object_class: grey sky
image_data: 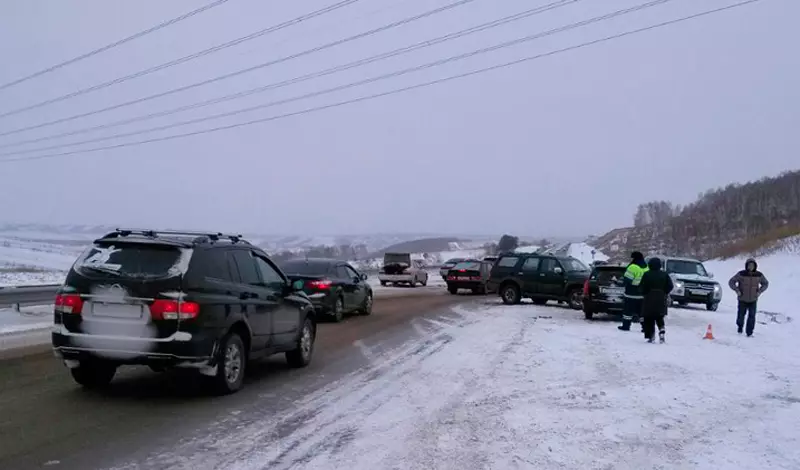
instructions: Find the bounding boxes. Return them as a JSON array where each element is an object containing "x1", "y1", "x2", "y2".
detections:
[{"x1": 0, "y1": 0, "x2": 796, "y2": 238}]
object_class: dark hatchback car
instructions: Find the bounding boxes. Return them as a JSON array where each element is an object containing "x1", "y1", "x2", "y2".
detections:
[
  {"x1": 279, "y1": 258, "x2": 373, "y2": 322},
  {"x1": 52, "y1": 229, "x2": 317, "y2": 395},
  {"x1": 445, "y1": 259, "x2": 494, "y2": 295},
  {"x1": 581, "y1": 264, "x2": 627, "y2": 319},
  {"x1": 487, "y1": 253, "x2": 590, "y2": 308}
]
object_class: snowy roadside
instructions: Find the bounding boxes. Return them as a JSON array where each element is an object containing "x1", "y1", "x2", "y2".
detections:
[{"x1": 114, "y1": 295, "x2": 799, "y2": 469}]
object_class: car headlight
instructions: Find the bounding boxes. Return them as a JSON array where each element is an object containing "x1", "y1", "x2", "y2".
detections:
[
  {"x1": 713, "y1": 283, "x2": 722, "y2": 298},
  {"x1": 674, "y1": 280, "x2": 684, "y2": 290}
]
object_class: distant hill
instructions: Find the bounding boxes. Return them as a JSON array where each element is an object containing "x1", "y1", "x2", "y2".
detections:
[{"x1": 592, "y1": 170, "x2": 800, "y2": 261}]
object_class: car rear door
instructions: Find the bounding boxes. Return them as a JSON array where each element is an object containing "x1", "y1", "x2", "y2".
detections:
[
  {"x1": 253, "y1": 253, "x2": 298, "y2": 347},
  {"x1": 519, "y1": 257, "x2": 541, "y2": 295},
  {"x1": 230, "y1": 250, "x2": 273, "y2": 350}
]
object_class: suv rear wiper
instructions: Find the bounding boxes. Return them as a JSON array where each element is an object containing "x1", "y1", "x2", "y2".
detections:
[{"x1": 81, "y1": 265, "x2": 122, "y2": 276}]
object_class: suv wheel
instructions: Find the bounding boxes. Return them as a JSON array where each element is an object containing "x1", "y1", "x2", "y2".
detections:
[
  {"x1": 332, "y1": 296, "x2": 344, "y2": 322},
  {"x1": 286, "y1": 317, "x2": 315, "y2": 368},
  {"x1": 360, "y1": 292, "x2": 373, "y2": 315},
  {"x1": 211, "y1": 332, "x2": 246, "y2": 395},
  {"x1": 501, "y1": 283, "x2": 521, "y2": 305},
  {"x1": 706, "y1": 302, "x2": 718, "y2": 312},
  {"x1": 421, "y1": 276, "x2": 427, "y2": 287},
  {"x1": 567, "y1": 288, "x2": 583, "y2": 310},
  {"x1": 70, "y1": 360, "x2": 117, "y2": 389},
  {"x1": 409, "y1": 276, "x2": 417, "y2": 288}
]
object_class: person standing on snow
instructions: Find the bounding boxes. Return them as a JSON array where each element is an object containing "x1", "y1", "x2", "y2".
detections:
[
  {"x1": 618, "y1": 251, "x2": 648, "y2": 331},
  {"x1": 728, "y1": 258, "x2": 769, "y2": 337},
  {"x1": 639, "y1": 257, "x2": 673, "y2": 343}
]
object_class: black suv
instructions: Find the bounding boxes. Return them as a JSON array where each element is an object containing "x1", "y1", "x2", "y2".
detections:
[
  {"x1": 487, "y1": 253, "x2": 590, "y2": 308},
  {"x1": 51, "y1": 229, "x2": 317, "y2": 395},
  {"x1": 581, "y1": 263, "x2": 627, "y2": 319}
]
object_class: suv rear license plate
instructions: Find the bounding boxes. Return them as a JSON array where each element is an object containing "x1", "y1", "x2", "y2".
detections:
[
  {"x1": 457, "y1": 276, "x2": 471, "y2": 281},
  {"x1": 600, "y1": 287, "x2": 623, "y2": 295},
  {"x1": 89, "y1": 302, "x2": 145, "y2": 319}
]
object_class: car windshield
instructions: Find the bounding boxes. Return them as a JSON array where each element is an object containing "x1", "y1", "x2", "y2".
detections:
[
  {"x1": 73, "y1": 243, "x2": 186, "y2": 278},
  {"x1": 666, "y1": 260, "x2": 708, "y2": 276},
  {"x1": 452, "y1": 261, "x2": 481, "y2": 271},
  {"x1": 279, "y1": 260, "x2": 332, "y2": 275},
  {"x1": 384, "y1": 253, "x2": 411, "y2": 265},
  {"x1": 561, "y1": 258, "x2": 589, "y2": 272}
]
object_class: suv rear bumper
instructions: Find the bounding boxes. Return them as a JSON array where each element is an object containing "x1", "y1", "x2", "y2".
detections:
[
  {"x1": 52, "y1": 325, "x2": 218, "y2": 366},
  {"x1": 378, "y1": 274, "x2": 414, "y2": 283},
  {"x1": 583, "y1": 298, "x2": 624, "y2": 314}
]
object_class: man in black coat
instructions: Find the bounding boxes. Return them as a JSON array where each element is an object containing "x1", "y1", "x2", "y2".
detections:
[{"x1": 640, "y1": 257, "x2": 674, "y2": 343}]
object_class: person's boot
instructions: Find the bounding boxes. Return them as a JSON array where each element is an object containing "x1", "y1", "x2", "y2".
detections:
[
  {"x1": 659, "y1": 330, "x2": 665, "y2": 343},
  {"x1": 737, "y1": 326, "x2": 743, "y2": 334}
]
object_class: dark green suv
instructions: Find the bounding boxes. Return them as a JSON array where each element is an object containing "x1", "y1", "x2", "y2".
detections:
[{"x1": 487, "y1": 253, "x2": 590, "y2": 309}]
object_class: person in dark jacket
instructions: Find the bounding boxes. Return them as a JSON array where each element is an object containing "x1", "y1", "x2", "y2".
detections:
[
  {"x1": 640, "y1": 257, "x2": 674, "y2": 343},
  {"x1": 618, "y1": 251, "x2": 648, "y2": 331},
  {"x1": 728, "y1": 258, "x2": 769, "y2": 337}
]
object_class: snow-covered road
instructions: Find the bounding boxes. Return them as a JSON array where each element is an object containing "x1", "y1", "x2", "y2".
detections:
[{"x1": 114, "y1": 293, "x2": 799, "y2": 470}]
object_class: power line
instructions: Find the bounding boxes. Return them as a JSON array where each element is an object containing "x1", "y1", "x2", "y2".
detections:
[
  {"x1": 0, "y1": 0, "x2": 364, "y2": 119},
  {"x1": 0, "y1": 0, "x2": 477, "y2": 136},
  {"x1": 0, "y1": 0, "x2": 767, "y2": 165},
  {"x1": 0, "y1": 0, "x2": 582, "y2": 151},
  {"x1": 0, "y1": 0, "x2": 678, "y2": 156},
  {"x1": 0, "y1": 0, "x2": 234, "y2": 92}
]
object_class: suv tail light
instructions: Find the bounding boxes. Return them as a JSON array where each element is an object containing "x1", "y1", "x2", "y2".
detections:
[
  {"x1": 150, "y1": 299, "x2": 200, "y2": 320},
  {"x1": 307, "y1": 279, "x2": 332, "y2": 290},
  {"x1": 583, "y1": 279, "x2": 590, "y2": 297},
  {"x1": 55, "y1": 293, "x2": 84, "y2": 314}
]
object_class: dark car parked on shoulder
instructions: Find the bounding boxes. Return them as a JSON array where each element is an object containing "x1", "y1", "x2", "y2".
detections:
[
  {"x1": 581, "y1": 263, "x2": 627, "y2": 319},
  {"x1": 487, "y1": 253, "x2": 590, "y2": 308},
  {"x1": 52, "y1": 229, "x2": 317, "y2": 395},
  {"x1": 439, "y1": 257, "x2": 467, "y2": 280},
  {"x1": 279, "y1": 258, "x2": 373, "y2": 322},
  {"x1": 445, "y1": 259, "x2": 494, "y2": 295}
]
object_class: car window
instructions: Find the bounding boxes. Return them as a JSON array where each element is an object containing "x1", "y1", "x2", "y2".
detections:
[
  {"x1": 453, "y1": 261, "x2": 482, "y2": 271},
  {"x1": 232, "y1": 251, "x2": 261, "y2": 285},
  {"x1": 196, "y1": 249, "x2": 232, "y2": 282},
  {"x1": 521, "y1": 257, "x2": 540, "y2": 271},
  {"x1": 540, "y1": 258, "x2": 561, "y2": 273},
  {"x1": 344, "y1": 265, "x2": 360, "y2": 279},
  {"x1": 335, "y1": 265, "x2": 350, "y2": 279},
  {"x1": 496, "y1": 256, "x2": 519, "y2": 268},
  {"x1": 226, "y1": 252, "x2": 242, "y2": 283},
  {"x1": 254, "y1": 255, "x2": 285, "y2": 288},
  {"x1": 562, "y1": 258, "x2": 589, "y2": 272},
  {"x1": 665, "y1": 260, "x2": 708, "y2": 277},
  {"x1": 73, "y1": 243, "x2": 186, "y2": 279}
]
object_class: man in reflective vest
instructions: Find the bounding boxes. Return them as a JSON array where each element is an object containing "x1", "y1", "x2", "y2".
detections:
[{"x1": 618, "y1": 251, "x2": 649, "y2": 331}]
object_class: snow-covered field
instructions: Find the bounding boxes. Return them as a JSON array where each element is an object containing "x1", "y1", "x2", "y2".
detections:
[{"x1": 110, "y1": 252, "x2": 798, "y2": 470}]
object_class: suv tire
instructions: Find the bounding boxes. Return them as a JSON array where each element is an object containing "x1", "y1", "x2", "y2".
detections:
[
  {"x1": 706, "y1": 302, "x2": 719, "y2": 312},
  {"x1": 501, "y1": 283, "x2": 521, "y2": 305},
  {"x1": 567, "y1": 288, "x2": 583, "y2": 310},
  {"x1": 409, "y1": 276, "x2": 417, "y2": 288},
  {"x1": 360, "y1": 292, "x2": 373, "y2": 315},
  {"x1": 332, "y1": 296, "x2": 344, "y2": 322},
  {"x1": 211, "y1": 332, "x2": 246, "y2": 395},
  {"x1": 286, "y1": 317, "x2": 315, "y2": 368},
  {"x1": 70, "y1": 360, "x2": 116, "y2": 389}
]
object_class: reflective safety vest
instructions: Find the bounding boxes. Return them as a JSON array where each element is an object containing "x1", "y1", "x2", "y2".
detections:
[{"x1": 623, "y1": 263, "x2": 649, "y2": 299}]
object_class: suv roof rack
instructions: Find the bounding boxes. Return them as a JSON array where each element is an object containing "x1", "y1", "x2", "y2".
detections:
[{"x1": 106, "y1": 228, "x2": 247, "y2": 244}]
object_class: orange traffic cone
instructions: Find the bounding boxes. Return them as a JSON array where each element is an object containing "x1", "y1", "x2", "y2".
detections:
[{"x1": 703, "y1": 324, "x2": 714, "y2": 340}]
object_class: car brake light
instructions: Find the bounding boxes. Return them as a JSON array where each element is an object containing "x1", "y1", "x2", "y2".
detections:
[
  {"x1": 583, "y1": 279, "x2": 590, "y2": 296},
  {"x1": 55, "y1": 293, "x2": 83, "y2": 314},
  {"x1": 307, "y1": 279, "x2": 332, "y2": 289},
  {"x1": 150, "y1": 299, "x2": 200, "y2": 320}
]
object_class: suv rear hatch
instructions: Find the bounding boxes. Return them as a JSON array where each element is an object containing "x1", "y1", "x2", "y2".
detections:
[
  {"x1": 58, "y1": 239, "x2": 193, "y2": 341},
  {"x1": 382, "y1": 253, "x2": 412, "y2": 275},
  {"x1": 588, "y1": 265, "x2": 626, "y2": 299},
  {"x1": 447, "y1": 261, "x2": 484, "y2": 282}
]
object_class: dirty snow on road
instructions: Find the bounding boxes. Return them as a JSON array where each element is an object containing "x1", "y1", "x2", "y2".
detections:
[{"x1": 112, "y1": 280, "x2": 799, "y2": 470}]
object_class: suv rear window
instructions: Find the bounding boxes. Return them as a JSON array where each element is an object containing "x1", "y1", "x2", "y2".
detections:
[
  {"x1": 562, "y1": 258, "x2": 589, "y2": 272},
  {"x1": 591, "y1": 266, "x2": 626, "y2": 285},
  {"x1": 452, "y1": 261, "x2": 481, "y2": 271},
  {"x1": 74, "y1": 243, "x2": 188, "y2": 279},
  {"x1": 496, "y1": 256, "x2": 519, "y2": 267}
]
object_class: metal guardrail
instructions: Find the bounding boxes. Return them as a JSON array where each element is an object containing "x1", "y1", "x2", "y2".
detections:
[{"x1": 0, "y1": 284, "x2": 60, "y2": 309}]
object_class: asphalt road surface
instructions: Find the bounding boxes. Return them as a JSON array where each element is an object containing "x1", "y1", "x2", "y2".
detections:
[{"x1": 0, "y1": 288, "x2": 476, "y2": 470}]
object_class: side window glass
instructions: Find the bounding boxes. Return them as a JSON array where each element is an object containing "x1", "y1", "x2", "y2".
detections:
[
  {"x1": 497, "y1": 256, "x2": 519, "y2": 268},
  {"x1": 232, "y1": 251, "x2": 261, "y2": 285},
  {"x1": 198, "y1": 249, "x2": 231, "y2": 282},
  {"x1": 335, "y1": 266, "x2": 350, "y2": 279},
  {"x1": 540, "y1": 258, "x2": 561, "y2": 273},
  {"x1": 226, "y1": 252, "x2": 242, "y2": 283},
  {"x1": 254, "y1": 255, "x2": 285, "y2": 289},
  {"x1": 344, "y1": 265, "x2": 359, "y2": 279},
  {"x1": 522, "y1": 257, "x2": 540, "y2": 271}
]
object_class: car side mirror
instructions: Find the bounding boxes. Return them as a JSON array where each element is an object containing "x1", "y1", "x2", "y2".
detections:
[
  {"x1": 290, "y1": 280, "x2": 304, "y2": 291},
  {"x1": 554, "y1": 267, "x2": 563, "y2": 275},
  {"x1": 353, "y1": 276, "x2": 361, "y2": 283},
  {"x1": 360, "y1": 273, "x2": 368, "y2": 281}
]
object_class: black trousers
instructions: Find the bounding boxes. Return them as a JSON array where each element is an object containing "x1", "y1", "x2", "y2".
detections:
[
  {"x1": 620, "y1": 297, "x2": 643, "y2": 330},
  {"x1": 737, "y1": 300, "x2": 757, "y2": 335},
  {"x1": 643, "y1": 315, "x2": 665, "y2": 340}
]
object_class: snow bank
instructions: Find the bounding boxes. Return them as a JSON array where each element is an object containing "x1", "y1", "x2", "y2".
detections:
[{"x1": 566, "y1": 242, "x2": 609, "y2": 265}]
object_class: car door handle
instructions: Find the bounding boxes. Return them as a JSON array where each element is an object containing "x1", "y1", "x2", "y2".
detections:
[{"x1": 540, "y1": 273, "x2": 546, "y2": 277}]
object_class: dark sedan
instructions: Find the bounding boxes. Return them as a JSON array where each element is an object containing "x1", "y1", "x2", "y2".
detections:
[{"x1": 279, "y1": 258, "x2": 373, "y2": 322}]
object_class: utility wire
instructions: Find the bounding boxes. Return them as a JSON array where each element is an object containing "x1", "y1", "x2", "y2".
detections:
[
  {"x1": 0, "y1": 0, "x2": 766, "y2": 164},
  {"x1": 0, "y1": 0, "x2": 477, "y2": 137},
  {"x1": 0, "y1": 0, "x2": 234, "y2": 92},
  {"x1": 0, "y1": 0, "x2": 675, "y2": 156},
  {"x1": 0, "y1": 0, "x2": 364, "y2": 119},
  {"x1": 0, "y1": 0, "x2": 582, "y2": 151}
]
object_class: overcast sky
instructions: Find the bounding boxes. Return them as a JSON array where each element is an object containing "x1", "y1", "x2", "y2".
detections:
[{"x1": 0, "y1": 0, "x2": 796, "y2": 238}]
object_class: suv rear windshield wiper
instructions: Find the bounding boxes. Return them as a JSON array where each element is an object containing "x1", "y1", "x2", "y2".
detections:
[{"x1": 80, "y1": 265, "x2": 122, "y2": 276}]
